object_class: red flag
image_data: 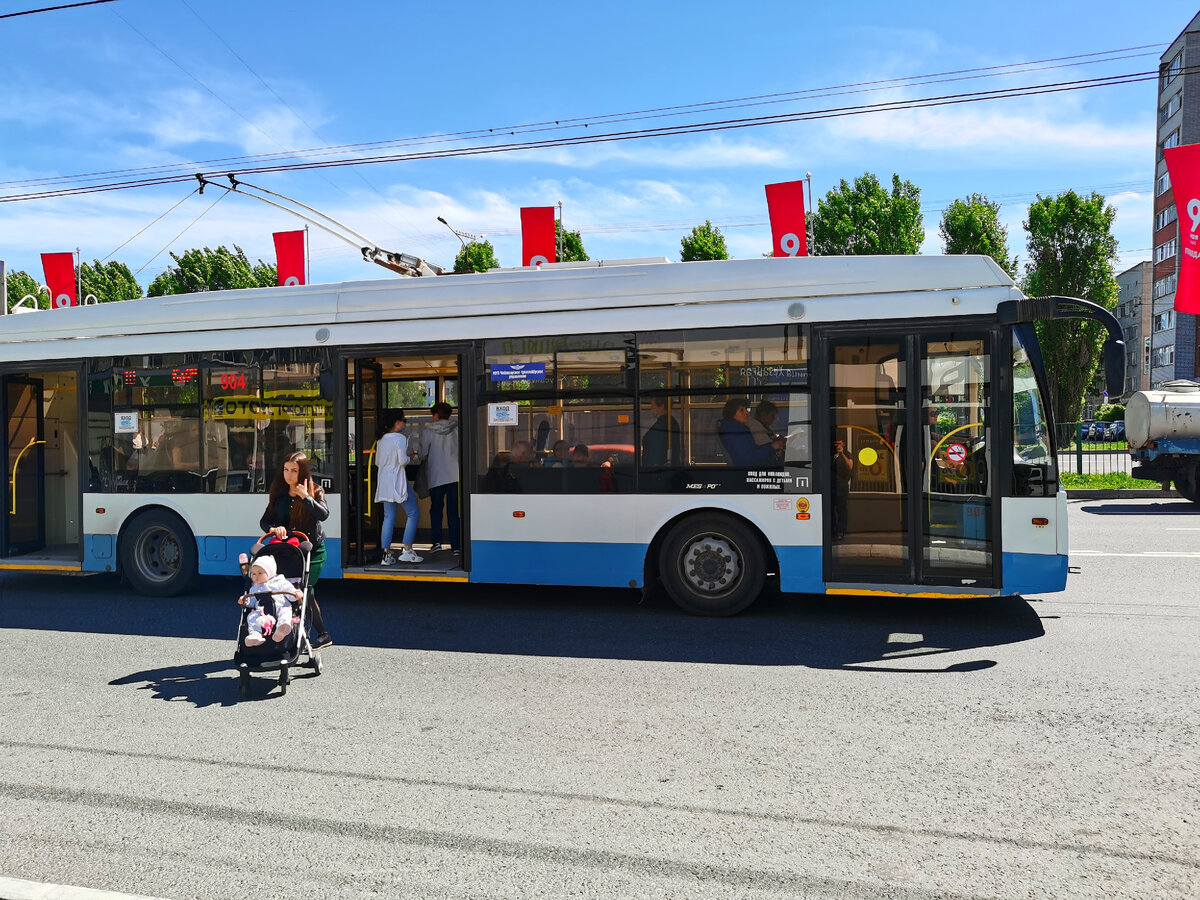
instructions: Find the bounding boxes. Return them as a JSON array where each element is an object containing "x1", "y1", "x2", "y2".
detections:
[
  {"x1": 40, "y1": 252, "x2": 77, "y2": 308},
  {"x1": 520, "y1": 207, "x2": 556, "y2": 267},
  {"x1": 273, "y1": 230, "x2": 306, "y2": 286},
  {"x1": 1166, "y1": 146, "x2": 1200, "y2": 313},
  {"x1": 765, "y1": 181, "x2": 808, "y2": 258}
]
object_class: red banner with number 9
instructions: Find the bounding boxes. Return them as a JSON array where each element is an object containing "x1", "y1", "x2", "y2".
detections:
[
  {"x1": 1166, "y1": 146, "x2": 1200, "y2": 314},
  {"x1": 765, "y1": 180, "x2": 807, "y2": 258}
]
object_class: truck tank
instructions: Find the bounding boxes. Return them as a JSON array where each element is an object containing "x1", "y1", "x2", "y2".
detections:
[{"x1": 1126, "y1": 381, "x2": 1200, "y2": 449}]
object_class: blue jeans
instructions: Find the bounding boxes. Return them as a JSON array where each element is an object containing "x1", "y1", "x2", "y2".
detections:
[
  {"x1": 428, "y1": 482, "x2": 460, "y2": 549},
  {"x1": 380, "y1": 493, "x2": 418, "y2": 550}
]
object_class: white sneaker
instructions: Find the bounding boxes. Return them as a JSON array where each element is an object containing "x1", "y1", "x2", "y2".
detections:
[
  {"x1": 380, "y1": 551, "x2": 397, "y2": 566},
  {"x1": 398, "y1": 550, "x2": 424, "y2": 563}
]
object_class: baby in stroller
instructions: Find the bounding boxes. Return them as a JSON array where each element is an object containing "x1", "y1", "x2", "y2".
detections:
[{"x1": 238, "y1": 553, "x2": 303, "y2": 646}]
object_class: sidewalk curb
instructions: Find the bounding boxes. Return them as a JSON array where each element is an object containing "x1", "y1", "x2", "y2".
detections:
[
  {"x1": 1065, "y1": 489, "x2": 1181, "y2": 499},
  {"x1": 0, "y1": 876, "x2": 168, "y2": 900}
]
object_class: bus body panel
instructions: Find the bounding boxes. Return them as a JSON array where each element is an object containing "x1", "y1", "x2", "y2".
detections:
[
  {"x1": 468, "y1": 493, "x2": 823, "y2": 590},
  {"x1": 0, "y1": 257, "x2": 1020, "y2": 366},
  {"x1": 81, "y1": 493, "x2": 344, "y2": 578},
  {"x1": 999, "y1": 493, "x2": 1068, "y2": 593}
]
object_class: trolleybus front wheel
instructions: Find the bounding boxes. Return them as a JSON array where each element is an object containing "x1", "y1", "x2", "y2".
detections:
[
  {"x1": 659, "y1": 514, "x2": 766, "y2": 616},
  {"x1": 119, "y1": 509, "x2": 198, "y2": 597}
]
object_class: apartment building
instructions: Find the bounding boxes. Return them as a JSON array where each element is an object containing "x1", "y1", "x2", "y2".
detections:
[
  {"x1": 1153, "y1": 10, "x2": 1200, "y2": 386},
  {"x1": 1116, "y1": 261, "x2": 1152, "y2": 396}
]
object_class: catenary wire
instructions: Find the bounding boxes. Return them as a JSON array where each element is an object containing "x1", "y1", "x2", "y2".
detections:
[
  {"x1": 100, "y1": 188, "x2": 198, "y2": 261},
  {"x1": 0, "y1": 68, "x2": 1168, "y2": 204},
  {"x1": 133, "y1": 190, "x2": 227, "y2": 277},
  {"x1": 0, "y1": 0, "x2": 114, "y2": 19},
  {"x1": 0, "y1": 43, "x2": 1165, "y2": 193}
]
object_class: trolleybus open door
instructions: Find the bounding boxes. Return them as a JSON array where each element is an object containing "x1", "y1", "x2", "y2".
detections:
[
  {"x1": 3, "y1": 376, "x2": 46, "y2": 556},
  {"x1": 349, "y1": 359, "x2": 383, "y2": 567}
]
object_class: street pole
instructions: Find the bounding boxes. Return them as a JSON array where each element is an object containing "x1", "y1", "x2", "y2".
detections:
[
  {"x1": 805, "y1": 172, "x2": 814, "y2": 257},
  {"x1": 1, "y1": 259, "x2": 7, "y2": 316},
  {"x1": 557, "y1": 200, "x2": 563, "y2": 262}
]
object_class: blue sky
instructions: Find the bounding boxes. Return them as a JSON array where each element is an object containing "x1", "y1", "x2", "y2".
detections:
[{"x1": 1, "y1": 0, "x2": 1197, "y2": 290}]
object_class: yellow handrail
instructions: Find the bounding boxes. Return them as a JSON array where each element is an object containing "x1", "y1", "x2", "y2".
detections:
[
  {"x1": 9, "y1": 436, "x2": 46, "y2": 516},
  {"x1": 362, "y1": 442, "x2": 377, "y2": 519}
]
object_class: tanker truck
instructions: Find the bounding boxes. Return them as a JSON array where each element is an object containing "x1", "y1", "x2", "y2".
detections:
[{"x1": 1127, "y1": 380, "x2": 1200, "y2": 501}]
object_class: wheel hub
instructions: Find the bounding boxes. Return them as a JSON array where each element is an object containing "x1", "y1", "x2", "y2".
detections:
[{"x1": 682, "y1": 536, "x2": 741, "y2": 595}]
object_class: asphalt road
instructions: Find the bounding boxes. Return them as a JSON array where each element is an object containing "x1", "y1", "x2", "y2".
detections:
[{"x1": 1, "y1": 499, "x2": 1197, "y2": 899}]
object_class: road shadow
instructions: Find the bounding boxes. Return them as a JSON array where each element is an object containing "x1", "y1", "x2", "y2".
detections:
[
  {"x1": 107, "y1": 657, "x2": 317, "y2": 707},
  {"x1": 1080, "y1": 501, "x2": 1200, "y2": 516},
  {"x1": 2, "y1": 571, "x2": 1044, "y2": 672}
]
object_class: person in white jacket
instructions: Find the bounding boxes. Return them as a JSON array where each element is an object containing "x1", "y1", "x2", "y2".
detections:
[
  {"x1": 417, "y1": 401, "x2": 460, "y2": 554},
  {"x1": 375, "y1": 410, "x2": 422, "y2": 565}
]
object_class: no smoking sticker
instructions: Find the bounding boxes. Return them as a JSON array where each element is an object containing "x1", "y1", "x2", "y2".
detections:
[{"x1": 947, "y1": 443, "x2": 967, "y2": 463}]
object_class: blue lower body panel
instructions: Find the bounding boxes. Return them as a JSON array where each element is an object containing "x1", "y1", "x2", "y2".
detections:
[
  {"x1": 777, "y1": 545, "x2": 825, "y2": 594},
  {"x1": 1002, "y1": 551, "x2": 1068, "y2": 595},
  {"x1": 470, "y1": 541, "x2": 646, "y2": 588}
]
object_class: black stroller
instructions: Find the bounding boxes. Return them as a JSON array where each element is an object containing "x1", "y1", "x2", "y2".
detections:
[{"x1": 234, "y1": 531, "x2": 324, "y2": 697}]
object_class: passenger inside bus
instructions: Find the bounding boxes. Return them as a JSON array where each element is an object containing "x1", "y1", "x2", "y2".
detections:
[
  {"x1": 544, "y1": 440, "x2": 569, "y2": 467},
  {"x1": 717, "y1": 398, "x2": 784, "y2": 467}
]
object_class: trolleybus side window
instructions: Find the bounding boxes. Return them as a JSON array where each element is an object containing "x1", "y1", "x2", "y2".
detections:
[
  {"x1": 87, "y1": 349, "x2": 334, "y2": 494},
  {"x1": 638, "y1": 325, "x2": 812, "y2": 493},
  {"x1": 1011, "y1": 329, "x2": 1057, "y2": 497},
  {"x1": 477, "y1": 333, "x2": 636, "y2": 494}
]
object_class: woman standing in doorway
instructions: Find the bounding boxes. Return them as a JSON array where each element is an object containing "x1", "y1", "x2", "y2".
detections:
[
  {"x1": 260, "y1": 451, "x2": 333, "y2": 650},
  {"x1": 376, "y1": 410, "x2": 423, "y2": 565}
]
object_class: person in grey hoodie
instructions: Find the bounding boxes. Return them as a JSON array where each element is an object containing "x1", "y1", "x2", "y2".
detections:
[{"x1": 417, "y1": 401, "x2": 460, "y2": 553}]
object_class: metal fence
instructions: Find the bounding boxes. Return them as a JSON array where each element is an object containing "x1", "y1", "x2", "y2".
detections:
[{"x1": 1053, "y1": 422, "x2": 1132, "y2": 476}]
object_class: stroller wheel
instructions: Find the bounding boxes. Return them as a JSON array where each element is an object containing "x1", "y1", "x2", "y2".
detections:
[
  {"x1": 238, "y1": 672, "x2": 251, "y2": 698},
  {"x1": 278, "y1": 664, "x2": 290, "y2": 690},
  {"x1": 310, "y1": 652, "x2": 323, "y2": 676}
]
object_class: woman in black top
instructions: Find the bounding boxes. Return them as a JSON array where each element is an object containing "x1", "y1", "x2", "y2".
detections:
[{"x1": 259, "y1": 451, "x2": 332, "y2": 649}]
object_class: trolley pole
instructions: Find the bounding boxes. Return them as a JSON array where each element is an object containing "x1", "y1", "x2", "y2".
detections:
[{"x1": 1, "y1": 259, "x2": 7, "y2": 316}]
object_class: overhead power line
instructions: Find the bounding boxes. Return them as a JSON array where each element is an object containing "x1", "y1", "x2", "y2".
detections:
[
  {"x1": 0, "y1": 0, "x2": 115, "y2": 19},
  {"x1": 0, "y1": 67, "x2": 1169, "y2": 205},
  {"x1": 0, "y1": 43, "x2": 1165, "y2": 195}
]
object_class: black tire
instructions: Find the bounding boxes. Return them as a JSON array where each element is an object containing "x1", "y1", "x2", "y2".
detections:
[
  {"x1": 118, "y1": 509, "x2": 198, "y2": 597},
  {"x1": 1176, "y1": 460, "x2": 1200, "y2": 503},
  {"x1": 658, "y1": 514, "x2": 767, "y2": 616}
]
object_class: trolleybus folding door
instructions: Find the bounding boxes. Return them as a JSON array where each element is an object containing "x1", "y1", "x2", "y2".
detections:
[
  {"x1": 3, "y1": 376, "x2": 46, "y2": 555},
  {"x1": 349, "y1": 359, "x2": 383, "y2": 567},
  {"x1": 825, "y1": 330, "x2": 994, "y2": 588}
]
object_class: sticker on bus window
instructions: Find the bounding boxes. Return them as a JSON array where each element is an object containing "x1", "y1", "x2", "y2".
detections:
[
  {"x1": 488, "y1": 402, "x2": 519, "y2": 426},
  {"x1": 114, "y1": 412, "x2": 139, "y2": 434},
  {"x1": 490, "y1": 363, "x2": 546, "y2": 382}
]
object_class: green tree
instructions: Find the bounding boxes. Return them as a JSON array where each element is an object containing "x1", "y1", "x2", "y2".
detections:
[
  {"x1": 4, "y1": 269, "x2": 46, "y2": 312},
  {"x1": 79, "y1": 259, "x2": 142, "y2": 303},
  {"x1": 680, "y1": 220, "x2": 729, "y2": 261},
  {"x1": 453, "y1": 240, "x2": 499, "y2": 274},
  {"x1": 938, "y1": 194, "x2": 1018, "y2": 278},
  {"x1": 146, "y1": 245, "x2": 277, "y2": 296},
  {"x1": 1024, "y1": 190, "x2": 1119, "y2": 424},
  {"x1": 811, "y1": 172, "x2": 924, "y2": 255},
  {"x1": 556, "y1": 221, "x2": 589, "y2": 262}
]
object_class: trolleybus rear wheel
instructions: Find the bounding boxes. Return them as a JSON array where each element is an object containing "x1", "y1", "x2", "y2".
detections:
[
  {"x1": 659, "y1": 514, "x2": 766, "y2": 617},
  {"x1": 118, "y1": 509, "x2": 198, "y2": 597}
]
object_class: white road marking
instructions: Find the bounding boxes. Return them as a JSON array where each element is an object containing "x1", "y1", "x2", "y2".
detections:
[{"x1": 1072, "y1": 550, "x2": 1200, "y2": 557}]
